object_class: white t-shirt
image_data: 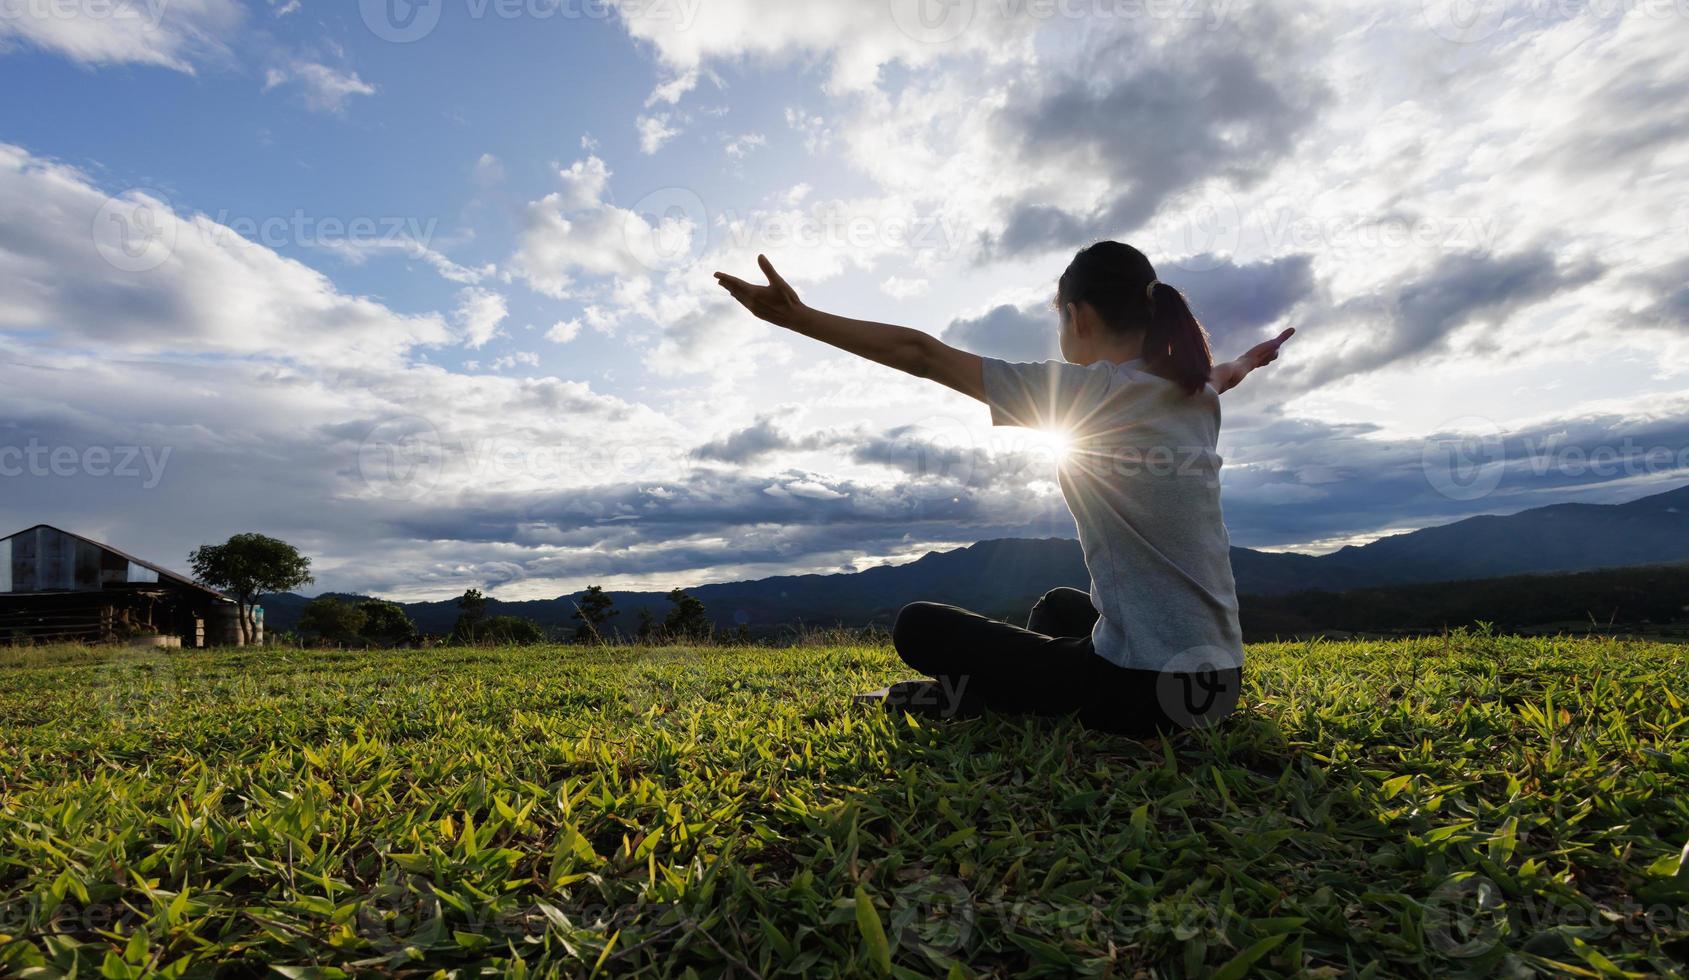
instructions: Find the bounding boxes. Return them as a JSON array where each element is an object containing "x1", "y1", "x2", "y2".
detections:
[{"x1": 981, "y1": 356, "x2": 1245, "y2": 672}]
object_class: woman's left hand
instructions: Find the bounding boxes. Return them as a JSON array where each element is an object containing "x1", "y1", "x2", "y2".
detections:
[
  {"x1": 1211, "y1": 328, "x2": 1296, "y2": 394},
  {"x1": 714, "y1": 255, "x2": 808, "y2": 329},
  {"x1": 1239, "y1": 327, "x2": 1296, "y2": 371}
]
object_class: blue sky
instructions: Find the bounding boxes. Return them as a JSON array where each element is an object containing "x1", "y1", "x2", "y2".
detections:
[{"x1": 2, "y1": 0, "x2": 1687, "y2": 599}]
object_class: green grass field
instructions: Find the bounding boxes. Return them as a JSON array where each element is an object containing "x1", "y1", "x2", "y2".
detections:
[{"x1": 2, "y1": 634, "x2": 1687, "y2": 978}]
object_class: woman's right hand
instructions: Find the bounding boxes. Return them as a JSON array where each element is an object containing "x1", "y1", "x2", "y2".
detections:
[
  {"x1": 1212, "y1": 328, "x2": 1296, "y2": 394},
  {"x1": 714, "y1": 254, "x2": 809, "y2": 329}
]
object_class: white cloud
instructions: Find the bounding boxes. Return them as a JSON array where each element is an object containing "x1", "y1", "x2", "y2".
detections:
[
  {"x1": 546, "y1": 319, "x2": 583, "y2": 344},
  {"x1": 315, "y1": 234, "x2": 492, "y2": 287},
  {"x1": 636, "y1": 113, "x2": 680, "y2": 153},
  {"x1": 784, "y1": 107, "x2": 831, "y2": 152},
  {"x1": 611, "y1": 0, "x2": 1034, "y2": 92},
  {"x1": 509, "y1": 156, "x2": 693, "y2": 300},
  {"x1": 454, "y1": 287, "x2": 508, "y2": 349},
  {"x1": 724, "y1": 131, "x2": 766, "y2": 159},
  {"x1": 0, "y1": 143, "x2": 699, "y2": 600},
  {"x1": 553, "y1": 155, "x2": 611, "y2": 210},
  {"x1": 879, "y1": 276, "x2": 928, "y2": 299},
  {"x1": 263, "y1": 61, "x2": 377, "y2": 113},
  {"x1": 644, "y1": 69, "x2": 697, "y2": 106},
  {"x1": 472, "y1": 152, "x2": 505, "y2": 186},
  {"x1": 0, "y1": 0, "x2": 242, "y2": 73},
  {"x1": 490, "y1": 351, "x2": 541, "y2": 371},
  {"x1": 0, "y1": 143, "x2": 451, "y2": 365}
]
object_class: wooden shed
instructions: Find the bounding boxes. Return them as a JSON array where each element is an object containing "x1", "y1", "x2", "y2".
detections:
[{"x1": 0, "y1": 525, "x2": 257, "y2": 646}]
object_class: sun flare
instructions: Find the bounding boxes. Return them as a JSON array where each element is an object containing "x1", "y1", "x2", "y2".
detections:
[{"x1": 1027, "y1": 427, "x2": 1075, "y2": 461}]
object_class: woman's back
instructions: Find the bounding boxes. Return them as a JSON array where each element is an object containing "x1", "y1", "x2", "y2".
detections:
[{"x1": 983, "y1": 356, "x2": 1244, "y2": 672}]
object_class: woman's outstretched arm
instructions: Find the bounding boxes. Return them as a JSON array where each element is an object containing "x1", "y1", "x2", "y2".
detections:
[
  {"x1": 715, "y1": 255, "x2": 985, "y2": 401},
  {"x1": 1211, "y1": 328, "x2": 1296, "y2": 395}
]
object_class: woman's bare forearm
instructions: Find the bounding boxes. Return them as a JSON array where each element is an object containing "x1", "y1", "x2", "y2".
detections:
[
  {"x1": 712, "y1": 257, "x2": 983, "y2": 398},
  {"x1": 788, "y1": 308, "x2": 985, "y2": 400},
  {"x1": 788, "y1": 308, "x2": 930, "y2": 372},
  {"x1": 1210, "y1": 359, "x2": 1247, "y2": 394}
]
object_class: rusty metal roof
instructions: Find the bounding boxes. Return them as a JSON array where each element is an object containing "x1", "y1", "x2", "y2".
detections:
[{"x1": 1, "y1": 524, "x2": 234, "y2": 602}]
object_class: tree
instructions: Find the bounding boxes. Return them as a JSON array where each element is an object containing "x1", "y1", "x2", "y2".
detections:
[
  {"x1": 451, "y1": 588, "x2": 488, "y2": 644},
  {"x1": 479, "y1": 615, "x2": 545, "y2": 645},
  {"x1": 359, "y1": 600, "x2": 417, "y2": 648},
  {"x1": 190, "y1": 534, "x2": 313, "y2": 645},
  {"x1": 298, "y1": 597, "x2": 367, "y2": 646},
  {"x1": 662, "y1": 588, "x2": 712, "y2": 642},
  {"x1": 572, "y1": 585, "x2": 618, "y2": 643},
  {"x1": 634, "y1": 608, "x2": 656, "y2": 642}
]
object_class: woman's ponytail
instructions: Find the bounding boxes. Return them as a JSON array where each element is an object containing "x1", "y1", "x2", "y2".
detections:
[
  {"x1": 1057, "y1": 241, "x2": 1215, "y2": 395},
  {"x1": 1143, "y1": 280, "x2": 1213, "y2": 394}
]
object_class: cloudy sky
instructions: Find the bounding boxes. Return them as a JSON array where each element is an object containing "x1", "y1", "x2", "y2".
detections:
[{"x1": 2, "y1": 0, "x2": 1686, "y2": 599}]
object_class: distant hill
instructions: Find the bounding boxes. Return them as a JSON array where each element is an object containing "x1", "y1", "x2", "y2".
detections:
[
  {"x1": 1240, "y1": 562, "x2": 1689, "y2": 639},
  {"x1": 262, "y1": 483, "x2": 1689, "y2": 636}
]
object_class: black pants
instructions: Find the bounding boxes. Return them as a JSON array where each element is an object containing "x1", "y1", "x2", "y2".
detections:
[{"x1": 891, "y1": 588, "x2": 1241, "y2": 737}]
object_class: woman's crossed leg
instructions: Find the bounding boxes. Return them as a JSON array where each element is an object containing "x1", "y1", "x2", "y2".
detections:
[{"x1": 890, "y1": 588, "x2": 1239, "y2": 736}]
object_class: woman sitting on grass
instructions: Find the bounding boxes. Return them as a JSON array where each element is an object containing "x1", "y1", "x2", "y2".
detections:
[{"x1": 715, "y1": 241, "x2": 1293, "y2": 737}]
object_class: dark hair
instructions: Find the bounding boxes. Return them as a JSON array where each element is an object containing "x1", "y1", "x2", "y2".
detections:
[{"x1": 1056, "y1": 241, "x2": 1213, "y2": 394}]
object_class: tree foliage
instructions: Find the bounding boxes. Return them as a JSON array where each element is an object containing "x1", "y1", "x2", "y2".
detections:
[
  {"x1": 479, "y1": 615, "x2": 545, "y2": 646},
  {"x1": 359, "y1": 600, "x2": 418, "y2": 647},
  {"x1": 450, "y1": 588, "x2": 488, "y2": 644},
  {"x1": 190, "y1": 534, "x2": 313, "y2": 645},
  {"x1": 662, "y1": 588, "x2": 712, "y2": 642},
  {"x1": 297, "y1": 597, "x2": 367, "y2": 645},
  {"x1": 572, "y1": 585, "x2": 618, "y2": 642}
]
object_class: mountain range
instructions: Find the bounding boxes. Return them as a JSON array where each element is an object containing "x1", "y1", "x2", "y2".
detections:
[{"x1": 261, "y1": 483, "x2": 1689, "y2": 636}]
